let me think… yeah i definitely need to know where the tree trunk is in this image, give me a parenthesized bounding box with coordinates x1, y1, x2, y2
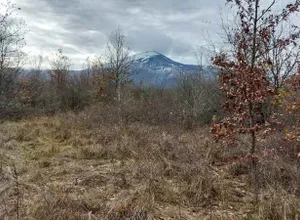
(250, 0, 260, 203)
(116, 81, 122, 124)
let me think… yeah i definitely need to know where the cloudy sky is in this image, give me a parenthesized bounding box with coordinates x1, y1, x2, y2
(11, 0, 292, 69)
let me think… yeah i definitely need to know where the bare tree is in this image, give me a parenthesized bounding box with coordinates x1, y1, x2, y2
(80, 57, 93, 88)
(49, 49, 72, 110)
(90, 56, 110, 99)
(262, 23, 300, 90)
(23, 54, 44, 108)
(81, 56, 111, 101)
(0, 1, 25, 70)
(0, 0, 26, 118)
(106, 28, 133, 122)
(49, 49, 71, 89)
(29, 54, 44, 76)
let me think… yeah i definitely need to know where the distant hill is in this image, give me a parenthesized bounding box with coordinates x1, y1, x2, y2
(131, 51, 202, 87)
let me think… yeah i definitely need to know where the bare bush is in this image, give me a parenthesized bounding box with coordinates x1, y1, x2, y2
(176, 69, 223, 128)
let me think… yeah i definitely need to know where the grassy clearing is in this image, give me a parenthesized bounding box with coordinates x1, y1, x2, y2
(0, 111, 299, 219)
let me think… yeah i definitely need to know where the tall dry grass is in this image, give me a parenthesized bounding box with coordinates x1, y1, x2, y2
(0, 103, 299, 219)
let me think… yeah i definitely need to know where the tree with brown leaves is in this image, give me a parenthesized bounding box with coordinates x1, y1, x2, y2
(211, 0, 300, 194)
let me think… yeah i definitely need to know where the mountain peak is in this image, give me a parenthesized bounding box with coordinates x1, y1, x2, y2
(133, 51, 164, 61)
(130, 51, 207, 87)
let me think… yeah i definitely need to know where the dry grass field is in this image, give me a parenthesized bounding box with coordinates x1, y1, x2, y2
(0, 105, 299, 220)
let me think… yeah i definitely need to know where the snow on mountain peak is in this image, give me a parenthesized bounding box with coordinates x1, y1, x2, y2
(133, 51, 162, 62)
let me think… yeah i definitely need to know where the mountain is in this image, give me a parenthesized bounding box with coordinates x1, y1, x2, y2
(130, 51, 201, 87)
(22, 51, 215, 88)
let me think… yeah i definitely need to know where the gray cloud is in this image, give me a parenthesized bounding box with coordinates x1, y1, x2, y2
(12, 0, 294, 69)
(127, 29, 173, 54)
